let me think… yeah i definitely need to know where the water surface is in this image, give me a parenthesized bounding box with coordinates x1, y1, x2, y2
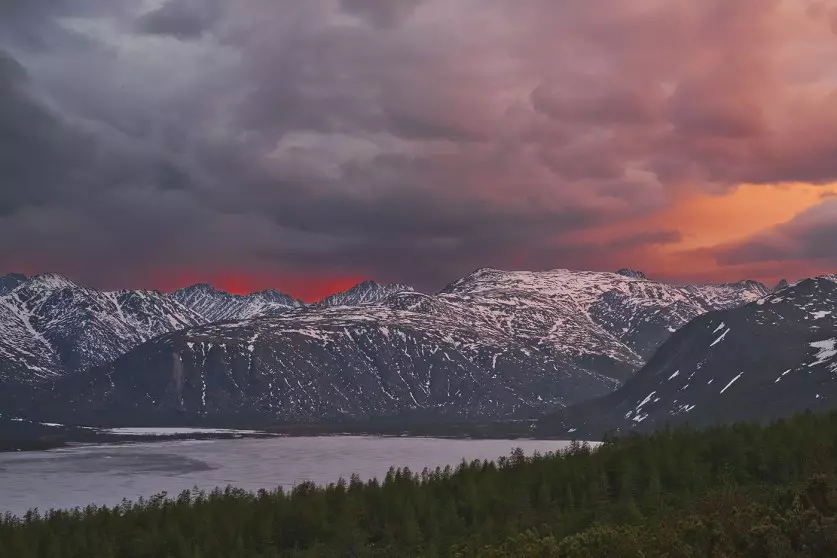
(0, 436, 574, 516)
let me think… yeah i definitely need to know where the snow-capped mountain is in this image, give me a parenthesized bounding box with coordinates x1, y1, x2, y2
(172, 284, 303, 322)
(0, 273, 26, 295)
(440, 268, 769, 361)
(0, 274, 203, 390)
(37, 268, 768, 426)
(0, 276, 397, 393)
(314, 280, 414, 307)
(539, 275, 837, 438)
(0, 295, 64, 387)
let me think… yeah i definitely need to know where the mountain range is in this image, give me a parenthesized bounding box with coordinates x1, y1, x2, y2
(171, 283, 303, 322)
(0, 274, 201, 392)
(0, 274, 412, 392)
(539, 274, 837, 438)
(6, 268, 769, 426)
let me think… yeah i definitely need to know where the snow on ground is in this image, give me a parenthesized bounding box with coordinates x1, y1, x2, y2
(809, 339, 837, 369)
(710, 328, 730, 347)
(720, 372, 743, 394)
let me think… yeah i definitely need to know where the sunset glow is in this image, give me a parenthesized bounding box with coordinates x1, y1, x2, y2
(147, 271, 367, 303)
(657, 183, 837, 252)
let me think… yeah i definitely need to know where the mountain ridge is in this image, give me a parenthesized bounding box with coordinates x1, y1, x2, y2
(538, 274, 837, 438)
(313, 280, 415, 308)
(0, 274, 204, 392)
(30, 268, 769, 426)
(171, 283, 304, 322)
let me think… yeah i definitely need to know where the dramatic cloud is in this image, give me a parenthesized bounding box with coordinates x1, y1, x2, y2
(136, 1, 220, 40)
(1, 0, 836, 298)
(718, 199, 837, 266)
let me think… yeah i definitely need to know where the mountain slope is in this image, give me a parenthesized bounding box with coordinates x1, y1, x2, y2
(439, 268, 769, 361)
(538, 275, 837, 438)
(0, 273, 26, 295)
(172, 284, 303, 322)
(38, 268, 768, 425)
(314, 281, 415, 307)
(0, 274, 203, 387)
(0, 297, 64, 389)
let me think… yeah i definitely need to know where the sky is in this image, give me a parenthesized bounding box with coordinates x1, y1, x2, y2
(1, 0, 837, 301)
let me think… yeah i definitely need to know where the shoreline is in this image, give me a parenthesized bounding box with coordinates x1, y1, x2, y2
(0, 420, 585, 453)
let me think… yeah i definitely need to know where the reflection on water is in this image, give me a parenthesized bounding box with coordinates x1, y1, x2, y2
(0, 436, 573, 516)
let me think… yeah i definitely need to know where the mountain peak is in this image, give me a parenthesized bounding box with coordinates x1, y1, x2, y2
(616, 269, 648, 280)
(774, 278, 789, 291)
(316, 280, 415, 307)
(178, 283, 220, 294)
(736, 279, 770, 292)
(252, 289, 304, 306)
(23, 273, 78, 292)
(171, 282, 302, 321)
(354, 279, 382, 288)
(469, 267, 503, 277)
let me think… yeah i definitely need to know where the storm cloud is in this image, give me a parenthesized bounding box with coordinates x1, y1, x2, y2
(1, 0, 836, 297)
(718, 199, 837, 266)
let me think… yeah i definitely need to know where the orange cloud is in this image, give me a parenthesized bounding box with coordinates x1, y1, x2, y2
(636, 183, 837, 282)
(656, 183, 837, 251)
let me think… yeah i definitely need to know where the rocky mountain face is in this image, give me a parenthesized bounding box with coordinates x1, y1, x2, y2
(314, 281, 414, 308)
(443, 268, 769, 362)
(0, 274, 203, 395)
(172, 284, 304, 322)
(538, 275, 837, 439)
(1, 276, 405, 394)
(0, 294, 64, 389)
(36, 268, 768, 426)
(0, 276, 407, 398)
(0, 273, 26, 295)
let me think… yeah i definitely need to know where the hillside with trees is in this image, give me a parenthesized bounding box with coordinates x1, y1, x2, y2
(4, 410, 837, 556)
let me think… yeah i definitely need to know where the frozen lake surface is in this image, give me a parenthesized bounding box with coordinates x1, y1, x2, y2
(0, 436, 576, 516)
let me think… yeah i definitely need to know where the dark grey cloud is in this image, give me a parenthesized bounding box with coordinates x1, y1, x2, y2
(0, 50, 90, 214)
(717, 199, 837, 266)
(0, 0, 127, 51)
(340, 0, 423, 28)
(136, 0, 220, 40)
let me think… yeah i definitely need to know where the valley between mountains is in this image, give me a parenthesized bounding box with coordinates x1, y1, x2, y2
(0, 267, 781, 433)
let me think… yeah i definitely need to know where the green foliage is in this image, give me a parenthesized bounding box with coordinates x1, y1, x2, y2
(7, 410, 837, 556)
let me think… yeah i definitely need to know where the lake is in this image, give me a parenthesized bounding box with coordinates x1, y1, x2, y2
(0, 436, 576, 517)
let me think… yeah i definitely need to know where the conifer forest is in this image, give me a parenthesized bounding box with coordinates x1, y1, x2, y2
(4, 411, 837, 556)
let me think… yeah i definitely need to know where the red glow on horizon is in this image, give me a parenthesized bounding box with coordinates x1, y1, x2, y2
(150, 270, 366, 303)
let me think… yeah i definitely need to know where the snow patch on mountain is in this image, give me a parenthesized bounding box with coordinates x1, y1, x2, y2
(809, 339, 837, 371)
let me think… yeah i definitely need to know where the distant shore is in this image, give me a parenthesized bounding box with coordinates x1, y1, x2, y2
(0, 418, 564, 452)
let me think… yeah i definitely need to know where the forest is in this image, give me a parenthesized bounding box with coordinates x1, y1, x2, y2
(4, 410, 837, 557)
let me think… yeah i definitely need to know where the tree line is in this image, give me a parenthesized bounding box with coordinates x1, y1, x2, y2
(4, 410, 837, 556)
